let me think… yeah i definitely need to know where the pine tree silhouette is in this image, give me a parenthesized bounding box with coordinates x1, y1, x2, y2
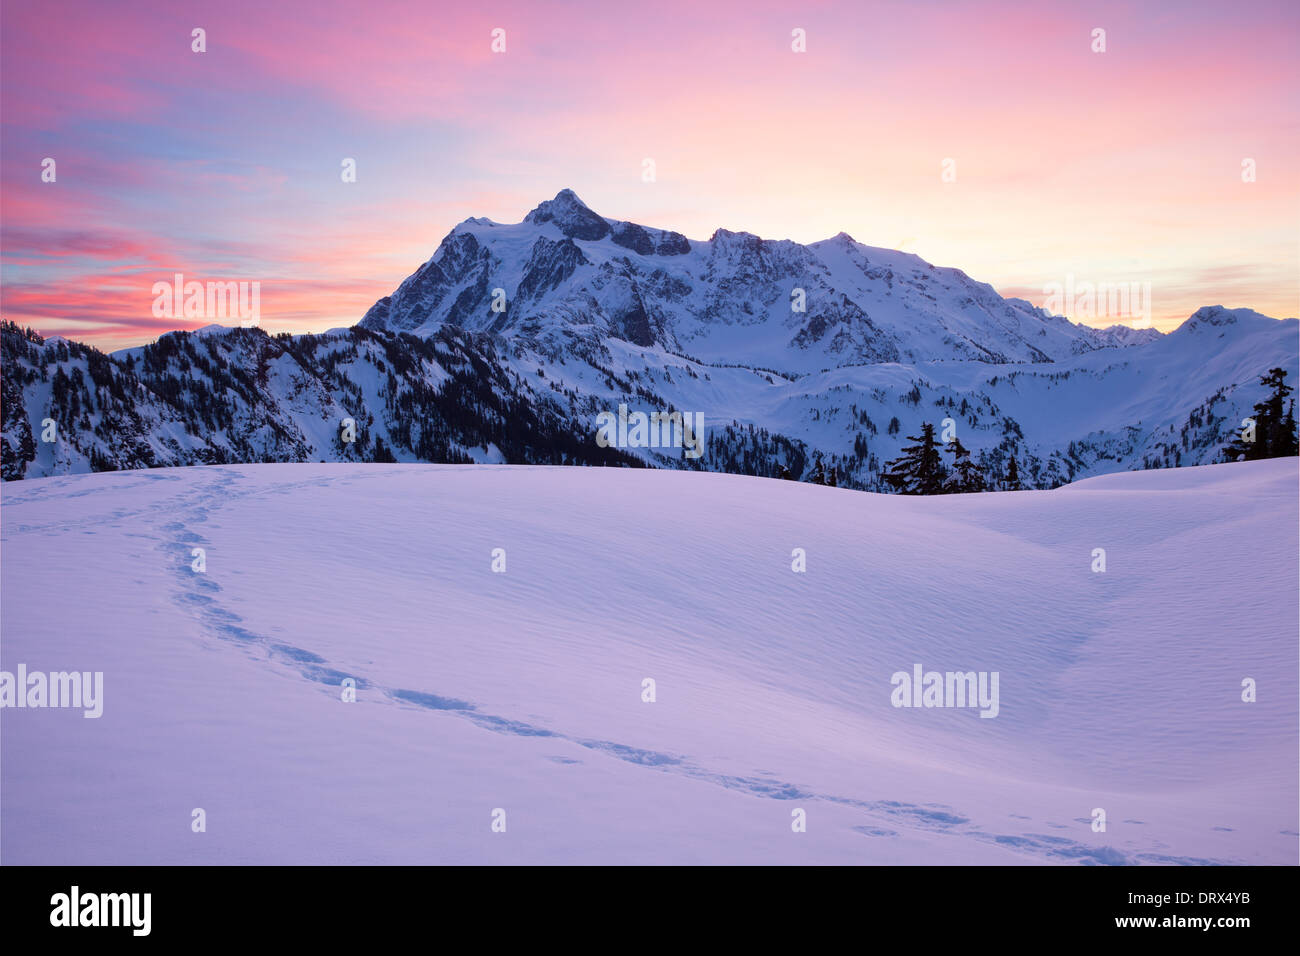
(1283, 398, 1298, 457)
(1004, 454, 1023, 491)
(884, 422, 945, 494)
(943, 437, 986, 493)
(809, 456, 826, 485)
(1225, 368, 1298, 461)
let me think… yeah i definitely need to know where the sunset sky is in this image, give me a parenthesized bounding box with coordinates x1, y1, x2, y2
(2, 0, 1297, 352)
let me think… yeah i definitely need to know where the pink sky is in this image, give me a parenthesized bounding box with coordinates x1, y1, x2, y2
(2, 0, 1297, 351)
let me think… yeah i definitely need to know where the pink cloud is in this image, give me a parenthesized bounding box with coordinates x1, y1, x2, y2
(3, 0, 1296, 348)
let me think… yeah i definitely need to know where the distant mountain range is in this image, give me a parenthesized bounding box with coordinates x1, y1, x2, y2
(3, 190, 1296, 487)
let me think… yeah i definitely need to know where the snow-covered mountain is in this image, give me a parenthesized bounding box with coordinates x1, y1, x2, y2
(361, 189, 1160, 369)
(2, 192, 1296, 487)
(1, 321, 640, 480)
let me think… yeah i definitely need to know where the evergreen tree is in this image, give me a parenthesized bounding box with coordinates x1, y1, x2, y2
(1283, 398, 1299, 456)
(1225, 368, 1298, 461)
(884, 422, 945, 494)
(942, 438, 986, 493)
(1259, 368, 1295, 455)
(1004, 454, 1022, 491)
(809, 455, 826, 485)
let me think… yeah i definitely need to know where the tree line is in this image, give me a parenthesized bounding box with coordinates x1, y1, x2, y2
(823, 367, 1298, 496)
(877, 422, 1022, 494)
(1223, 368, 1298, 462)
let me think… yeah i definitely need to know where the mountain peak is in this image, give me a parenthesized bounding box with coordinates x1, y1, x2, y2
(709, 227, 763, 246)
(1172, 305, 1293, 338)
(1189, 305, 1236, 324)
(1178, 305, 1257, 334)
(552, 187, 587, 206)
(524, 189, 610, 241)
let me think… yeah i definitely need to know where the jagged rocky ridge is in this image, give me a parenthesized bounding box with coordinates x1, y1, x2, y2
(0, 322, 640, 480)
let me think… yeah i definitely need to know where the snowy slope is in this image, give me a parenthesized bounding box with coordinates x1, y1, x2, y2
(0, 323, 641, 480)
(2, 460, 1295, 864)
(4, 300, 1296, 491)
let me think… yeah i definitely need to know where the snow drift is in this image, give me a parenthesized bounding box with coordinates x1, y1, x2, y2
(1, 459, 1296, 864)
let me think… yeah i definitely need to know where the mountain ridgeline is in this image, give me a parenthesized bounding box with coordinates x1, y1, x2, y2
(3, 190, 1297, 487)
